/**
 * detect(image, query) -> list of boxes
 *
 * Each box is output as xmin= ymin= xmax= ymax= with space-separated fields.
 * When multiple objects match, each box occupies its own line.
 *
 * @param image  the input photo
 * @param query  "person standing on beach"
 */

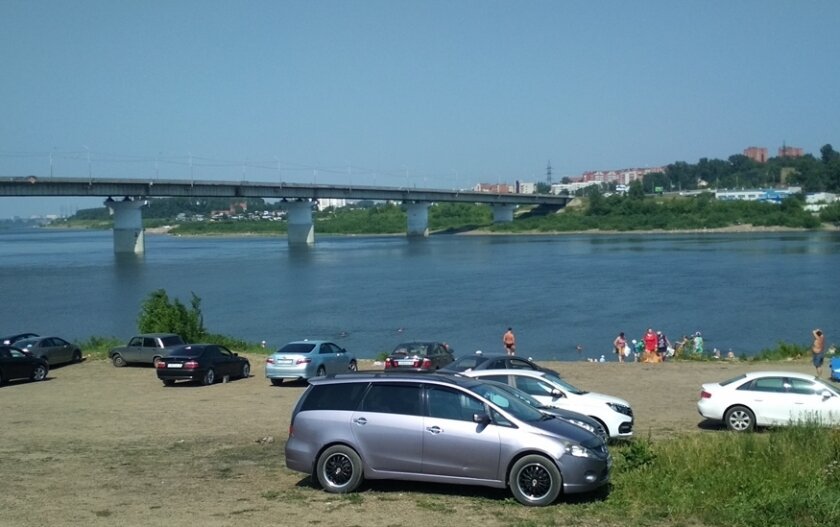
xmin=643 ymin=328 xmax=657 ymax=362
xmin=613 ymin=332 xmax=627 ymax=363
xmin=812 ymin=329 xmax=826 ymax=378
xmin=503 ymin=327 xmax=516 ymax=356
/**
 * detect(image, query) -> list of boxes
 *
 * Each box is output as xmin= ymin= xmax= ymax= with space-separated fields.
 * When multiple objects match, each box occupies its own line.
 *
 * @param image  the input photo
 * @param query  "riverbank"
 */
xmin=141 ymin=222 xmax=839 ymax=237
xmin=2 ymin=355 xmax=832 ymax=527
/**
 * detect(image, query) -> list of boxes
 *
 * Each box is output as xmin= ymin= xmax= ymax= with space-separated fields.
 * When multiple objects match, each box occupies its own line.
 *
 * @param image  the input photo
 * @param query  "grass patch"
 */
xmin=600 ymin=426 xmax=840 ymax=526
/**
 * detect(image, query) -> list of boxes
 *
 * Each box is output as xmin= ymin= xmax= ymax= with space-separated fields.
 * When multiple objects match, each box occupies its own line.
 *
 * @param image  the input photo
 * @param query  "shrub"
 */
xmin=137 ymin=289 xmax=206 ymax=342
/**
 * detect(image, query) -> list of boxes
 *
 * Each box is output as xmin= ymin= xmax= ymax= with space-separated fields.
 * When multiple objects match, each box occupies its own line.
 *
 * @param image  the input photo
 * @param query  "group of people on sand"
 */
xmin=613 ymin=328 xmax=706 ymax=363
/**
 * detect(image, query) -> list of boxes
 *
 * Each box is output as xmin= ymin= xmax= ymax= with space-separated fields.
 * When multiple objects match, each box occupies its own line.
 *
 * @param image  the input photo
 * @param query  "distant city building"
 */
xmin=743 ymin=146 xmax=768 ymax=163
xmin=804 ymin=192 xmax=839 ymax=213
xmin=516 ymin=181 xmax=536 ymax=194
xmin=580 ymin=167 xmax=664 ymax=185
xmin=474 ymin=183 xmax=514 ymax=193
xmin=316 ymin=198 xmax=347 ymax=210
xmin=778 ymin=145 xmax=804 ymax=158
xmin=550 ymin=180 xmax=600 ymax=194
xmin=715 ymin=187 xmax=802 ymax=204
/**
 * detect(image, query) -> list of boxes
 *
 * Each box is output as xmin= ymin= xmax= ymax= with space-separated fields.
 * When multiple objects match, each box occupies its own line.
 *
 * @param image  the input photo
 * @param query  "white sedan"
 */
xmin=697 ymin=370 xmax=840 ymax=432
xmin=461 ymin=369 xmax=634 ymax=439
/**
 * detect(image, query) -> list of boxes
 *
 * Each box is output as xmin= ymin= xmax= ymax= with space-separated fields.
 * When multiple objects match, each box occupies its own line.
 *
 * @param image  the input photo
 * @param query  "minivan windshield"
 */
xmin=466 ymin=382 xmax=546 ymax=423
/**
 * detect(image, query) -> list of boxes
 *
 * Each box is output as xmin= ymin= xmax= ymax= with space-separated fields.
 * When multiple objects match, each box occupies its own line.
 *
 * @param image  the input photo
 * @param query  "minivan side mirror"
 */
xmin=551 ymin=389 xmax=564 ymax=398
xmin=821 ymin=390 xmax=834 ymax=399
xmin=473 ymin=412 xmax=491 ymax=425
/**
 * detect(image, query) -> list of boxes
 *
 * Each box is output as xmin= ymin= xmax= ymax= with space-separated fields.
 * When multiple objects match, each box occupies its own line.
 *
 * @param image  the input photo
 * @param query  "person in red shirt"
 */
xmin=643 ymin=328 xmax=658 ymax=363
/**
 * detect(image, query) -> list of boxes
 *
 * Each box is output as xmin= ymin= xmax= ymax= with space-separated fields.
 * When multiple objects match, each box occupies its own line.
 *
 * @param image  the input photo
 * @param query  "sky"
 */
xmin=2 ymin=0 xmax=839 ymax=218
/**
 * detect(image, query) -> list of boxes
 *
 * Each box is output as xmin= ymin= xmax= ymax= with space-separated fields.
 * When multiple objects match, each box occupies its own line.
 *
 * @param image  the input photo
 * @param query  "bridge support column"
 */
xmin=406 ymin=202 xmax=430 ymax=238
xmin=285 ymin=200 xmax=315 ymax=246
xmin=105 ymin=198 xmax=147 ymax=254
xmin=492 ymin=204 xmax=515 ymax=223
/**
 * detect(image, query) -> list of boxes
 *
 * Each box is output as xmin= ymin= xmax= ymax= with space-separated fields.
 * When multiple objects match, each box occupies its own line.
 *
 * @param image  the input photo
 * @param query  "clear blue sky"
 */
xmin=2 ymin=0 xmax=839 ymax=218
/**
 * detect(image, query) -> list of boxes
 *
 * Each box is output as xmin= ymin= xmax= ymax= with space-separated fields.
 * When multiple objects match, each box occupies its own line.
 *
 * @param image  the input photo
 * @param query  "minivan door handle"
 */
xmin=425 ymin=426 xmax=442 ymax=434
xmin=353 ymin=417 xmax=368 ymax=426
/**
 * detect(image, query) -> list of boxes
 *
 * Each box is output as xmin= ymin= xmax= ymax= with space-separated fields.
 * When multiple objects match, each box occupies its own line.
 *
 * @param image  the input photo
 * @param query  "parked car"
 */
xmin=155 ymin=344 xmax=250 ymax=386
xmin=473 ymin=378 xmax=609 ymax=442
xmin=265 ymin=340 xmax=357 ymax=385
xmin=13 ymin=336 xmax=82 ymax=366
xmin=697 ymin=370 xmax=840 ymax=432
xmin=439 ymin=351 xmax=559 ymax=376
xmin=383 ymin=341 xmax=454 ymax=372
xmin=285 ymin=372 xmax=610 ymax=506
xmin=2 ymin=332 xmax=39 ymax=345
xmin=108 ymin=333 xmax=186 ymax=367
xmin=461 ymin=369 xmax=634 ymax=439
xmin=0 ymin=345 xmax=49 ymax=385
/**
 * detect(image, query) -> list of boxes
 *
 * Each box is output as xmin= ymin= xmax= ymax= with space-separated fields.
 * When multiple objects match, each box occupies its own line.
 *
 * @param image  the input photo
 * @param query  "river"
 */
xmin=1 ymin=228 xmax=838 ymax=360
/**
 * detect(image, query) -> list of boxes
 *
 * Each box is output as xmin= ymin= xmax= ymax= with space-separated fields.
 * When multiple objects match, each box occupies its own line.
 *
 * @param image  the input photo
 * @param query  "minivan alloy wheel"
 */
xmin=509 ymin=454 xmax=562 ymax=506
xmin=315 ymin=445 xmax=363 ymax=493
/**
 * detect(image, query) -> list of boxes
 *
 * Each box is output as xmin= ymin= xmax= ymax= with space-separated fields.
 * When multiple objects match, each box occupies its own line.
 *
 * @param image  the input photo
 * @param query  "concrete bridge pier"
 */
xmin=285 ymin=199 xmax=315 ymax=246
xmin=492 ymin=203 xmax=516 ymax=223
xmin=406 ymin=202 xmax=430 ymax=238
xmin=105 ymin=197 xmax=147 ymax=254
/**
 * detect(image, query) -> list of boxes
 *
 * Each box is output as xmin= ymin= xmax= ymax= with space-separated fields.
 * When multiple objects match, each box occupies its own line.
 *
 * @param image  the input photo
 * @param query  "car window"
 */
xmin=740 ymin=377 xmax=786 ymax=393
xmin=508 ymin=358 xmax=536 ymax=370
xmin=427 ymin=386 xmax=482 ymax=422
xmin=279 ymin=343 xmax=316 ymax=354
xmin=486 ymin=358 xmax=505 ymax=369
xmin=300 ymin=383 xmax=367 ymax=412
xmin=129 ymin=337 xmax=143 ymax=346
xmin=481 ymin=374 xmax=510 ymax=385
xmin=361 ymin=383 xmax=422 ymax=416
xmin=160 ymin=336 xmax=184 ymax=346
xmin=319 ymin=344 xmax=334 ymax=354
xmin=217 ymin=346 xmax=233 ymax=358
xmin=450 ymin=356 xmax=482 ymax=370
xmin=143 ymin=338 xmax=156 ymax=347
xmin=788 ymin=378 xmax=819 ymax=395
xmin=9 ymin=349 xmax=26 ymax=358
xmin=54 ymin=338 xmax=68 ymax=346
xmin=514 ymin=376 xmax=555 ymax=397
xmin=41 ymin=338 xmax=55 ymax=347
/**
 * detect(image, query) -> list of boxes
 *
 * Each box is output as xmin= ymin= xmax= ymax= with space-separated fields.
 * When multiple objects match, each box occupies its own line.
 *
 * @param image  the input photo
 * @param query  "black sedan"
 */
xmin=0 ymin=345 xmax=49 ymax=385
xmin=384 ymin=341 xmax=455 ymax=372
xmin=156 ymin=344 xmax=250 ymax=386
xmin=439 ymin=351 xmax=559 ymax=376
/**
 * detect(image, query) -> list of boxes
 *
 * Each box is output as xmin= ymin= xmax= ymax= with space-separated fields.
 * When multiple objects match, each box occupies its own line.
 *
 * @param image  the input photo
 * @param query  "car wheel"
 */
xmin=152 ymin=356 xmax=162 ymax=367
xmin=111 ymin=354 xmax=127 ymax=368
xmin=316 ymin=366 xmax=326 ymax=377
xmin=724 ymin=405 xmax=755 ymax=432
xmin=348 ymin=360 xmax=358 ymax=372
xmin=202 ymin=368 xmax=216 ymax=386
xmin=509 ymin=454 xmax=563 ymax=507
xmin=240 ymin=363 xmax=250 ymax=379
xmin=315 ymin=445 xmax=364 ymax=494
xmin=270 ymin=378 xmax=283 ymax=386
xmin=162 ymin=379 xmax=175 ymax=387
xmin=31 ymin=364 xmax=48 ymax=382
xmin=72 ymin=350 xmax=82 ymax=362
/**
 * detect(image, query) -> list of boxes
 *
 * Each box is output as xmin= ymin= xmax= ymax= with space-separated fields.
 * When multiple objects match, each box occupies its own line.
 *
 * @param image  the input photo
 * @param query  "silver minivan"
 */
xmin=285 ymin=373 xmax=610 ymax=506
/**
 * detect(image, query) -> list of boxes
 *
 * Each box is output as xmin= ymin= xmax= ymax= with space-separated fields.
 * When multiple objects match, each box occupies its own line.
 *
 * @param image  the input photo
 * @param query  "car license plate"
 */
xmin=168 ymin=363 xmax=183 ymax=368
xmin=278 ymin=359 xmax=293 ymax=365
xmin=397 ymin=360 xmax=415 ymax=366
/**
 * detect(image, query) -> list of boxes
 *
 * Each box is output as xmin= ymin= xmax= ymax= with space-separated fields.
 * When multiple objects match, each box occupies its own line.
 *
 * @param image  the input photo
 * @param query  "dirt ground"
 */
xmin=0 ymin=356 xmax=820 ymax=526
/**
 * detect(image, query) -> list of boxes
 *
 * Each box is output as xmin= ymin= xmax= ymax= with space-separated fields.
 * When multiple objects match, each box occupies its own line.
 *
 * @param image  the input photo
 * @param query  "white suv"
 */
xmin=461 ymin=369 xmax=634 ymax=439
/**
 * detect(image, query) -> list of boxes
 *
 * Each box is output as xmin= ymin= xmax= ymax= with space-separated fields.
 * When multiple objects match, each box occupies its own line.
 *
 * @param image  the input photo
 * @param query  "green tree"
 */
xmin=628 ymin=180 xmax=645 ymax=200
xmin=137 ymin=289 xmax=206 ymax=342
xmin=535 ymin=181 xmax=551 ymax=194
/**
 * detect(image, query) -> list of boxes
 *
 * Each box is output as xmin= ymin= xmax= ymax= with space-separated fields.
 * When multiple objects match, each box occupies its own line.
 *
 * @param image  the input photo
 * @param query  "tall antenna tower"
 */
xmin=546 ymin=161 xmax=552 ymax=185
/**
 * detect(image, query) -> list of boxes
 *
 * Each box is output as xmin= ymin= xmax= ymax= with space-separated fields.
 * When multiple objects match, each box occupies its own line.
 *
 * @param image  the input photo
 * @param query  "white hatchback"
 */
xmin=461 ymin=369 xmax=634 ymax=439
xmin=697 ymin=370 xmax=840 ymax=432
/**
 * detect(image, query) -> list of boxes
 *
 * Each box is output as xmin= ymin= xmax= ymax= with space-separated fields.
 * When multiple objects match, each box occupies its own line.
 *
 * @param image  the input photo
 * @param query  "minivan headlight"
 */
xmin=564 ymin=443 xmax=594 ymax=458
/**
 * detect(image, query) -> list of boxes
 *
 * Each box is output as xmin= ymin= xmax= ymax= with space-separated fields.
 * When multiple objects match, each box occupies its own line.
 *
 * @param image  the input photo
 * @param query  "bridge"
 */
xmin=1 ymin=176 xmax=572 ymax=253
